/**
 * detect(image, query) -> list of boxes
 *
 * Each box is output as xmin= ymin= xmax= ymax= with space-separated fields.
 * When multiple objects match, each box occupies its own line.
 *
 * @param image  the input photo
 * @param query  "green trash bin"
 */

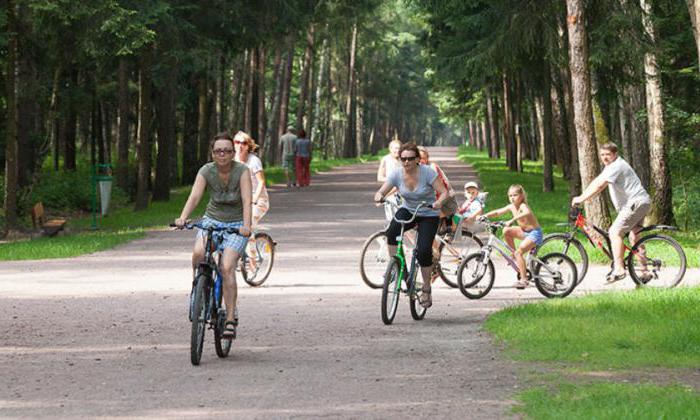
xmin=92 ymin=164 xmax=113 ymax=229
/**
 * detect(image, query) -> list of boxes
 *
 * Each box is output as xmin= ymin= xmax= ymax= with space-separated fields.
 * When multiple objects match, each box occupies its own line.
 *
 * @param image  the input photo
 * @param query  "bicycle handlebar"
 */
xmin=170 ymin=222 xmax=240 ymax=235
xmin=391 ymin=201 xmax=433 ymax=225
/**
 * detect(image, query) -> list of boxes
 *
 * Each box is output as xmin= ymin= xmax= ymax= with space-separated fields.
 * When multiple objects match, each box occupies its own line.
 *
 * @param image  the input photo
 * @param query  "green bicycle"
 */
xmin=380 ymin=202 xmax=432 ymax=325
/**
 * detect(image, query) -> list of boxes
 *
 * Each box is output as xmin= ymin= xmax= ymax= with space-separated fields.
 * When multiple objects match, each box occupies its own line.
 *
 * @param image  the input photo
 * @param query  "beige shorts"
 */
xmin=610 ymin=198 xmax=650 ymax=236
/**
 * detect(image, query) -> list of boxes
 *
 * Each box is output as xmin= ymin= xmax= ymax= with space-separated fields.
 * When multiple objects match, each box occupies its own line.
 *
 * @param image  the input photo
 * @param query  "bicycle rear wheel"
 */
xmin=242 ymin=233 xmax=275 ymax=287
xmin=437 ymin=231 xmax=483 ymax=288
xmin=457 ymin=253 xmax=495 ymax=299
xmin=381 ymin=257 xmax=402 ymax=325
xmin=537 ymin=234 xmax=588 ymax=284
xmin=360 ymin=231 xmax=390 ymax=289
xmin=627 ymin=234 xmax=687 ymax=288
xmin=533 ymin=252 xmax=578 ymax=298
xmin=190 ymin=274 xmax=209 ymax=366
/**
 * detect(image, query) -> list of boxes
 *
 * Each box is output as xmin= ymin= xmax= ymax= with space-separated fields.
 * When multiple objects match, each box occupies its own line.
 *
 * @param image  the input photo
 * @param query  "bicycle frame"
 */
xmin=387 ymin=202 xmax=430 ymax=295
xmin=480 ymin=223 xmax=560 ymax=278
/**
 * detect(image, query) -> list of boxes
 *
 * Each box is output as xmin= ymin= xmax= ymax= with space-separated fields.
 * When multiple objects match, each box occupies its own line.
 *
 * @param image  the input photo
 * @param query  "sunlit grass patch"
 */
xmin=486 ymin=288 xmax=700 ymax=369
xmin=0 ymin=229 xmax=145 ymax=260
xmin=515 ymin=382 xmax=700 ymax=420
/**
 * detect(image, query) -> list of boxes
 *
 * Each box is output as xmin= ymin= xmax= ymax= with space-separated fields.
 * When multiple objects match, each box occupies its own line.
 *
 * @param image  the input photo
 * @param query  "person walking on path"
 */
xmin=234 ymin=131 xmax=269 ymax=228
xmin=572 ymin=142 xmax=651 ymax=282
xmin=175 ymin=132 xmax=252 ymax=338
xmin=280 ymin=127 xmax=298 ymax=188
xmin=295 ymin=129 xmax=312 ymax=187
xmin=377 ymin=139 xmax=402 ymax=222
xmin=374 ymin=143 xmax=448 ymax=308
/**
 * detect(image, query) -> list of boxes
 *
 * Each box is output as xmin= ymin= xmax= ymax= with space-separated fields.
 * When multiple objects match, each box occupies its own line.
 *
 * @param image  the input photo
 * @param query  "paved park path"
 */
xmin=1 ymin=147 xmax=696 ymax=418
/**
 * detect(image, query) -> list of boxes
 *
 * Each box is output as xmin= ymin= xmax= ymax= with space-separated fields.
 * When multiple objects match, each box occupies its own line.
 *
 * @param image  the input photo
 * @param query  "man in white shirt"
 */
xmin=572 ymin=142 xmax=651 ymax=282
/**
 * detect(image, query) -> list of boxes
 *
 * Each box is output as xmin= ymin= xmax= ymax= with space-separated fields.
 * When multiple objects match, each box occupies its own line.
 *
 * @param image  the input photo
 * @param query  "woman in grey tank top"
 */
xmin=175 ymin=132 xmax=253 ymax=338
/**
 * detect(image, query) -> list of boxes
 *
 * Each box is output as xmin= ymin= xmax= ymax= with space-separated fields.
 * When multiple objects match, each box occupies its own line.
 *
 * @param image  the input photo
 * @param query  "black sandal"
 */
xmin=222 ymin=321 xmax=237 ymax=339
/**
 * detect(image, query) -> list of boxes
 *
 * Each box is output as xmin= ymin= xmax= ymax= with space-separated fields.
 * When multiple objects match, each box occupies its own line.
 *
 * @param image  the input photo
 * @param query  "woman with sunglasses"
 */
xmin=234 ymin=131 xmax=269 ymax=228
xmin=374 ymin=143 xmax=448 ymax=308
xmin=175 ymin=132 xmax=252 ymax=338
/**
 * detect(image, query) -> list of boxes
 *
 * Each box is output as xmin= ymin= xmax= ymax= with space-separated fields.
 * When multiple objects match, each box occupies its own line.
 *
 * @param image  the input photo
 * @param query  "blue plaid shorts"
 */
xmin=196 ymin=217 xmax=248 ymax=255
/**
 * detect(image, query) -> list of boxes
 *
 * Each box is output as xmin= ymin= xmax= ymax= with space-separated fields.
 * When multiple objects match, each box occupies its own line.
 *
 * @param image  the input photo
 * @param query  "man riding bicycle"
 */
xmin=572 ymin=142 xmax=651 ymax=282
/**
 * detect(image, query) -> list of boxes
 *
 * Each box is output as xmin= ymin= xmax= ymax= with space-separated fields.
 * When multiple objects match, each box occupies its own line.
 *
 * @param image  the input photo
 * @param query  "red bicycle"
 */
xmin=536 ymin=206 xmax=687 ymax=288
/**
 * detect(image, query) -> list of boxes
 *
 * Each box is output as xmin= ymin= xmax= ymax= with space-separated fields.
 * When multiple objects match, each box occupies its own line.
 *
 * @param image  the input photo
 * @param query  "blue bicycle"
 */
xmin=172 ymin=221 xmax=240 ymax=365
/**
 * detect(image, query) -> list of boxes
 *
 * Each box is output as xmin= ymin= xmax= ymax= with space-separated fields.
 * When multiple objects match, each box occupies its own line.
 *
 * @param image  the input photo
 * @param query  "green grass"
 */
xmin=485 ymin=288 xmax=700 ymax=369
xmin=0 ymin=152 xmax=382 ymax=260
xmin=515 ymin=382 xmax=700 ymax=419
xmin=458 ymin=145 xmax=700 ymax=267
xmin=0 ymin=229 xmax=144 ymax=260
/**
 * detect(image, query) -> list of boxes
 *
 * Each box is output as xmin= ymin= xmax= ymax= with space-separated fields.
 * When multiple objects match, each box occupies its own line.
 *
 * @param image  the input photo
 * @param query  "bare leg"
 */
xmin=221 ymin=247 xmax=241 ymax=323
xmin=192 ymin=236 xmax=206 ymax=278
xmin=515 ymin=239 xmax=537 ymax=284
xmin=503 ymin=226 xmax=524 ymax=254
xmin=610 ymin=229 xmax=626 ymax=275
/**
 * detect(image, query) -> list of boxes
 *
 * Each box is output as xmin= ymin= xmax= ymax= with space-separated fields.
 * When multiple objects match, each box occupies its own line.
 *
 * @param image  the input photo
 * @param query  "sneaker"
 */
xmin=513 ymin=280 xmax=528 ymax=289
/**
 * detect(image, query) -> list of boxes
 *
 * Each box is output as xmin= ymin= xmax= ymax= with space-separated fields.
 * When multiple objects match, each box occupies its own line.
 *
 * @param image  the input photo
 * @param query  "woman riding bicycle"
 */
xmin=175 ymin=132 xmax=252 ymax=338
xmin=234 ymin=130 xmax=268 ymax=228
xmin=374 ymin=143 xmax=448 ymax=308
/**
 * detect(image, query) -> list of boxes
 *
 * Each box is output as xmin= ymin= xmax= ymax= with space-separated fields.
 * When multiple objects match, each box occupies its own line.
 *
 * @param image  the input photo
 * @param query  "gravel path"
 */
xmin=1 ymin=146 xmax=695 ymax=418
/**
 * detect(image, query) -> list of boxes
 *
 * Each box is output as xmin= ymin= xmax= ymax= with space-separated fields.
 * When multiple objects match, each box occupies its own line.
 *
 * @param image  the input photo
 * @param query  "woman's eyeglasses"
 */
xmin=213 ymin=148 xmax=234 ymax=156
xmin=400 ymin=156 xmax=417 ymax=162
xmin=234 ymin=140 xmax=247 ymax=145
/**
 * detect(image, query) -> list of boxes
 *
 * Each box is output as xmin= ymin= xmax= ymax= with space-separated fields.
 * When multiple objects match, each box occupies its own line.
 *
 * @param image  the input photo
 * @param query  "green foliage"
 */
xmin=486 ymin=288 xmax=700 ymax=369
xmin=515 ymin=382 xmax=700 ymax=420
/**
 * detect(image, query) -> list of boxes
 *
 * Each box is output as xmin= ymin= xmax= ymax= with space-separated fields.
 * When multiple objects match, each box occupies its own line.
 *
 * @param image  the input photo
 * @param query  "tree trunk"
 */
xmin=182 ymin=75 xmax=199 ymax=184
xmin=278 ymin=39 xmax=295 ymax=137
xmin=265 ymin=47 xmax=283 ymax=164
xmin=468 ymin=120 xmax=475 ymax=147
xmin=502 ymin=74 xmax=517 ymax=171
xmin=641 ymin=0 xmax=673 ymax=224
xmin=550 ymin=75 xmax=572 ymax=182
xmin=540 ymin=71 xmax=554 ymax=192
xmin=230 ymin=52 xmax=246 ymax=131
xmin=4 ymin=0 xmax=19 ymax=231
xmin=63 ymin=67 xmax=78 ymax=171
xmin=566 ymin=0 xmax=610 ymax=227
xmin=625 ymin=82 xmax=650 ymax=189
xmin=296 ymin=25 xmax=315 ymax=131
xmin=255 ymin=47 xmax=266 ymax=149
xmin=486 ymin=89 xmax=500 ymax=158
xmin=197 ymin=74 xmax=210 ymax=166
xmin=116 ymin=57 xmax=130 ymax=191
xmin=311 ymin=36 xmax=328 ymax=144
xmin=343 ymin=23 xmax=359 ymax=158
xmin=153 ymin=60 xmax=177 ymax=201
xmin=617 ymin=93 xmax=632 ymax=163
xmin=686 ymin=0 xmax=700 ymax=72
xmin=134 ymin=48 xmax=153 ymax=211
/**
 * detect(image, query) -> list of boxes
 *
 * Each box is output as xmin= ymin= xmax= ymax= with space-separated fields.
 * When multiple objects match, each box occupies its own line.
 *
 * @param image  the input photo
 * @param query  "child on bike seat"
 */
xmin=481 ymin=184 xmax=542 ymax=289
xmin=454 ymin=181 xmax=487 ymax=234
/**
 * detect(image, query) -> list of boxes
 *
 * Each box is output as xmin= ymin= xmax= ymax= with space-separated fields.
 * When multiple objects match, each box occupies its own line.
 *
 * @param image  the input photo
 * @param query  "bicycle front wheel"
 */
xmin=360 ymin=231 xmax=390 ymax=289
xmin=381 ymin=257 xmax=402 ymax=325
xmin=537 ymin=234 xmax=588 ymax=284
xmin=190 ymin=274 xmax=209 ymax=366
xmin=627 ymin=234 xmax=687 ymax=288
xmin=437 ymin=231 xmax=483 ymax=288
xmin=409 ymin=270 xmax=427 ymax=320
xmin=533 ymin=252 xmax=578 ymax=298
xmin=457 ymin=253 xmax=495 ymax=299
xmin=242 ymin=232 xmax=275 ymax=287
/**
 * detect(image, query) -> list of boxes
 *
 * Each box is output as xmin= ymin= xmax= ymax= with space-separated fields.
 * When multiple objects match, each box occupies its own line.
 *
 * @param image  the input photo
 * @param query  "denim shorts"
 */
xmin=523 ymin=227 xmax=544 ymax=246
xmin=196 ymin=216 xmax=248 ymax=255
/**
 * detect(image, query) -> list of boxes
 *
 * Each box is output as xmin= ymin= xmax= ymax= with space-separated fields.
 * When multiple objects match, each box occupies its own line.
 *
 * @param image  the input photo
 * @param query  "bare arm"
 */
xmin=572 ymin=174 xmax=608 ymax=206
xmin=253 ymin=170 xmax=265 ymax=204
xmin=240 ymin=168 xmax=253 ymax=237
xmin=431 ymin=177 xmax=448 ymax=209
xmin=484 ymin=204 xmax=512 ymax=219
xmin=374 ymin=181 xmax=394 ymax=202
xmin=377 ymin=158 xmax=387 ymax=182
xmin=175 ymin=174 xmax=207 ymax=227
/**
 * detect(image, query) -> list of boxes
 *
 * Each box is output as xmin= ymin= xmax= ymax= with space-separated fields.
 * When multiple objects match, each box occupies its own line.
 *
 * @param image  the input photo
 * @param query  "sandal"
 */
xmin=222 ymin=321 xmax=237 ymax=339
xmin=513 ymin=280 xmax=528 ymax=290
xmin=605 ymin=272 xmax=626 ymax=284
xmin=419 ymin=288 xmax=432 ymax=308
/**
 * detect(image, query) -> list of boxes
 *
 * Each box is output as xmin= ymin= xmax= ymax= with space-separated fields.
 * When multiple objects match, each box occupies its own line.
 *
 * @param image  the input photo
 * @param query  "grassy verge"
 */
xmin=457 ymin=145 xmax=700 ymax=267
xmin=0 ymin=152 xmax=382 ymax=260
xmin=486 ymin=284 xmax=700 ymax=417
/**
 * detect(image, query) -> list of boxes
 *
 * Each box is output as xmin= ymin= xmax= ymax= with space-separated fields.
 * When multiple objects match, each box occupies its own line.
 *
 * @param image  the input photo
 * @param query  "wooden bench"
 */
xmin=31 ymin=202 xmax=67 ymax=237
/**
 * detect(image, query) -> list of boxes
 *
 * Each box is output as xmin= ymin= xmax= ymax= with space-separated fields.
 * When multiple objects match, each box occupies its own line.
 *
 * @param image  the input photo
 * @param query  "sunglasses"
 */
xmin=213 ymin=148 xmax=234 ymax=155
xmin=400 ymin=156 xmax=417 ymax=162
xmin=234 ymin=140 xmax=247 ymax=145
